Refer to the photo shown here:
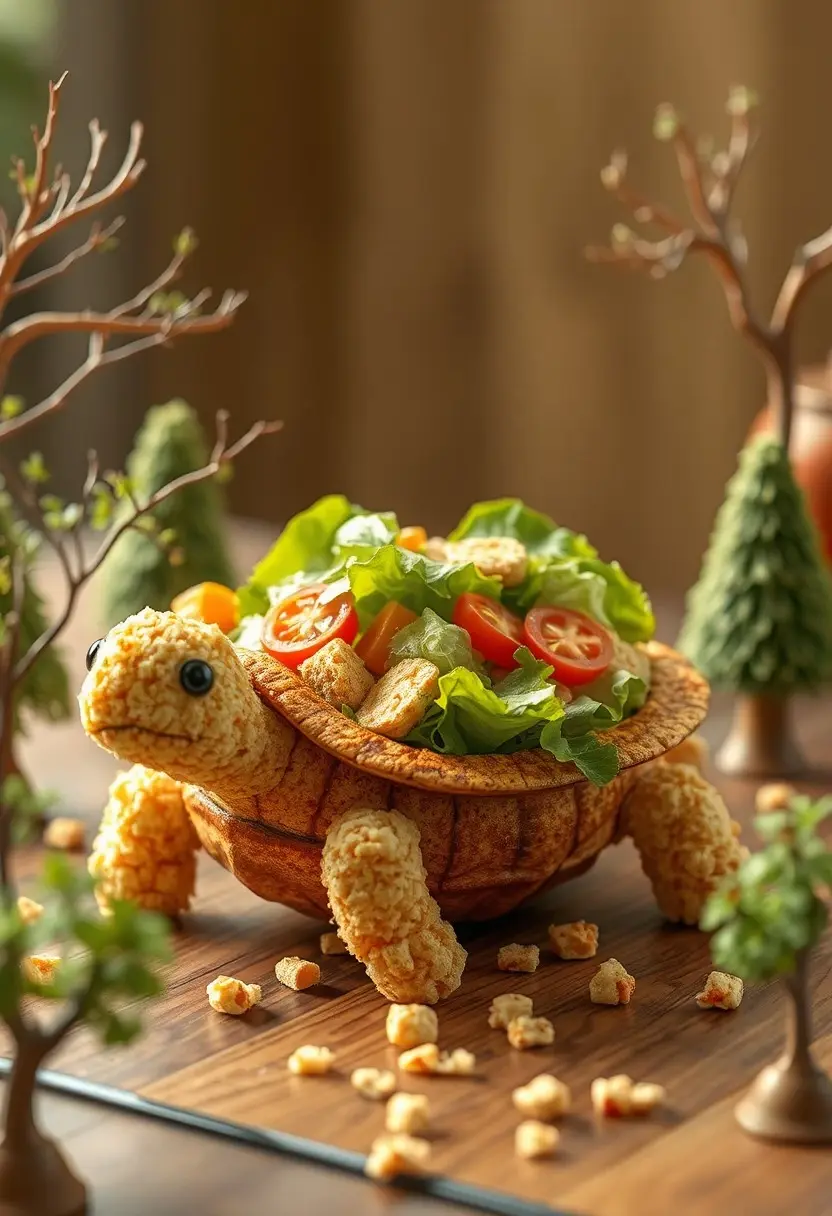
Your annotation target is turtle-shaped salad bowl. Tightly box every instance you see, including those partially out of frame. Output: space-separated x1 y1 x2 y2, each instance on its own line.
80 609 744 1003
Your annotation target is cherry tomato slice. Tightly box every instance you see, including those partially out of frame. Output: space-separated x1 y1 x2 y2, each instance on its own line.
523 606 613 687
452 593 524 668
262 583 358 669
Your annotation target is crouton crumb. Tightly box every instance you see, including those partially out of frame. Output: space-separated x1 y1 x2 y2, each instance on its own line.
507 1016 555 1050
275 956 321 991
696 970 744 1011
365 1133 431 1181
398 1042 475 1076
548 920 598 960
17 895 44 925
591 1074 665 1118
43 817 85 852
512 1074 571 1120
488 992 534 1030
386 1003 439 1049
515 1120 559 1160
23 955 59 985
287 1045 335 1076
351 1067 397 1100
206 975 261 1015
589 958 635 1005
498 943 540 973
755 783 797 814
385 1092 430 1134
320 931 348 956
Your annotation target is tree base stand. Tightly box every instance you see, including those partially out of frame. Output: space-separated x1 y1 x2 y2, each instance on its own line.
735 1058 832 1144
0 1135 87 1216
716 694 808 779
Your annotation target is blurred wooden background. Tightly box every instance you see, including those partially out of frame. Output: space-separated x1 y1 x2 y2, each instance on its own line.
19 0 832 595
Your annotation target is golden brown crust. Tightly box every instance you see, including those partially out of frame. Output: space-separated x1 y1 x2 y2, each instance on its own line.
241 643 708 796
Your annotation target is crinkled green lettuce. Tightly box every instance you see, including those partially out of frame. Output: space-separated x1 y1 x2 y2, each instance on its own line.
237 496 398 617
327 545 501 631
405 647 642 785
389 607 483 676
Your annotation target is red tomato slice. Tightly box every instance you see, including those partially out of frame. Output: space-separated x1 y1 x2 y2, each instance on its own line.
452 593 524 668
523 606 613 686
262 583 358 668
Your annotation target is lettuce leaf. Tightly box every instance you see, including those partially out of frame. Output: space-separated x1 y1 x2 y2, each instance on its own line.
537 668 647 784
389 607 482 676
327 545 502 631
237 497 399 617
407 647 565 754
449 498 595 559
509 556 655 642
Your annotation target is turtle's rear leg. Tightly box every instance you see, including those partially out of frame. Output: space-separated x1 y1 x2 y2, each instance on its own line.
322 807 466 1003
622 762 745 925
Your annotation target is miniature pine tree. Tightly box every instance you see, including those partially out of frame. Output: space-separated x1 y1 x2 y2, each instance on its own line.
678 435 832 694
701 795 832 1141
0 495 69 741
101 400 236 626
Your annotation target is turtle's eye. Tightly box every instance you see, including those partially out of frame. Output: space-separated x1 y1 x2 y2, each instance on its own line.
86 639 104 671
179 659 214 697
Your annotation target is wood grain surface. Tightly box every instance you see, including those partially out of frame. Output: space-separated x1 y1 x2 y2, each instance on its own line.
7 529 832 1216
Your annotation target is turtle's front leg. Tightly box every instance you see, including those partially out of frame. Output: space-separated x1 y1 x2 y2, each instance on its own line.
622 761 745 925
321 807 467 1004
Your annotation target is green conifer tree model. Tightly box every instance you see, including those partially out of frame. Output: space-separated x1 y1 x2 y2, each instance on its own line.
0 495 69 747
101 400 236 626
679 435 832 693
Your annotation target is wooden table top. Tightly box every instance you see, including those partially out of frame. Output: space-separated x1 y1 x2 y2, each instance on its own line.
9 524 832 1216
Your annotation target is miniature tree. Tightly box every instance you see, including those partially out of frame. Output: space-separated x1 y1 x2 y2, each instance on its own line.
0 74 280 1216
701 794 832 1143
587 86 832 777
0 493 70 778
101 399 236 627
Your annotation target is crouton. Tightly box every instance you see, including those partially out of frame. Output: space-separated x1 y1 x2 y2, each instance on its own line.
287 1045 335 1075
299 638 374 711
548 921 598 960
515 1120 559 1159
206 975 261 1015
498 943 539 973
386 1092 430 1134
355 659 439 740
696 970 744 1010
488 993 534 1030
755 783 797 814
425 536 528 588
17 896 44 925
274 956 321 991
507 1016 555 1050
365 1133 430 1180
43 817 85 851
386 1003 439 1049
320 931 348 955
351 1068 397 1099
513 1074 571 1120
23 955 60 985
589 958 635 1005
591 1074 665 1118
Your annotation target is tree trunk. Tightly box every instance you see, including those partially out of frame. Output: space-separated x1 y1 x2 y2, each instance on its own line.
716 692 807 778
0 1044 87 1216
735 951 832 1143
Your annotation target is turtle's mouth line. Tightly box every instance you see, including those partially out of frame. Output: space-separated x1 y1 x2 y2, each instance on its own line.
92 724 198 745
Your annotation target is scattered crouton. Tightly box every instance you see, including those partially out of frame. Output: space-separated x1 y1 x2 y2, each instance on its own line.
275 956 321 991
548 920 598 960
299 638 375 711
498 944 540 973
386 1092 430 1134
589 958 635 1005
512 1074 571 1120
351 1068 397 1100
591 1074 665 1118
488 992 534 1030
398 1043 475 1076
515 1120 559 1160
696 970 744 1011
355 659 440 739
23 955 59 985
17 895 44 925
434 1048 476 1076
386 1003 439 1049
426 536 528 588
320 931 348 956
755 783 797 814
43 817 85 852
507 1016 555 1050
399 1043 439 1074
206 975 261 1015
287 1045 335 1076
365 1133 431 1181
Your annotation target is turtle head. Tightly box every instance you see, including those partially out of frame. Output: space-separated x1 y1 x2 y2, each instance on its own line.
79 607 267 787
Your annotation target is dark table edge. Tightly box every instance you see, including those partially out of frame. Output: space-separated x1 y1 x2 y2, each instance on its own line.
0 1058 574 1216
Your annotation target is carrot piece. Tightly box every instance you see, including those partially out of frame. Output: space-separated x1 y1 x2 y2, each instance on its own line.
355 602 419 675
171 582 240 633
396 526 428 552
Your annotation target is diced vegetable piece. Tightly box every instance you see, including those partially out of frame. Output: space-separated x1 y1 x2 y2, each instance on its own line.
262 584 359 668
396 526 428 552
355 602 419 675
171 582 240 634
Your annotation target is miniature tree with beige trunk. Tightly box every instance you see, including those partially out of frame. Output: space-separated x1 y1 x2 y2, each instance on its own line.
0 75 279 1216
588 87 832 778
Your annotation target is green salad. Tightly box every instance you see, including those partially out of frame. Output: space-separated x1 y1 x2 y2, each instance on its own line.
235 497 655 787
